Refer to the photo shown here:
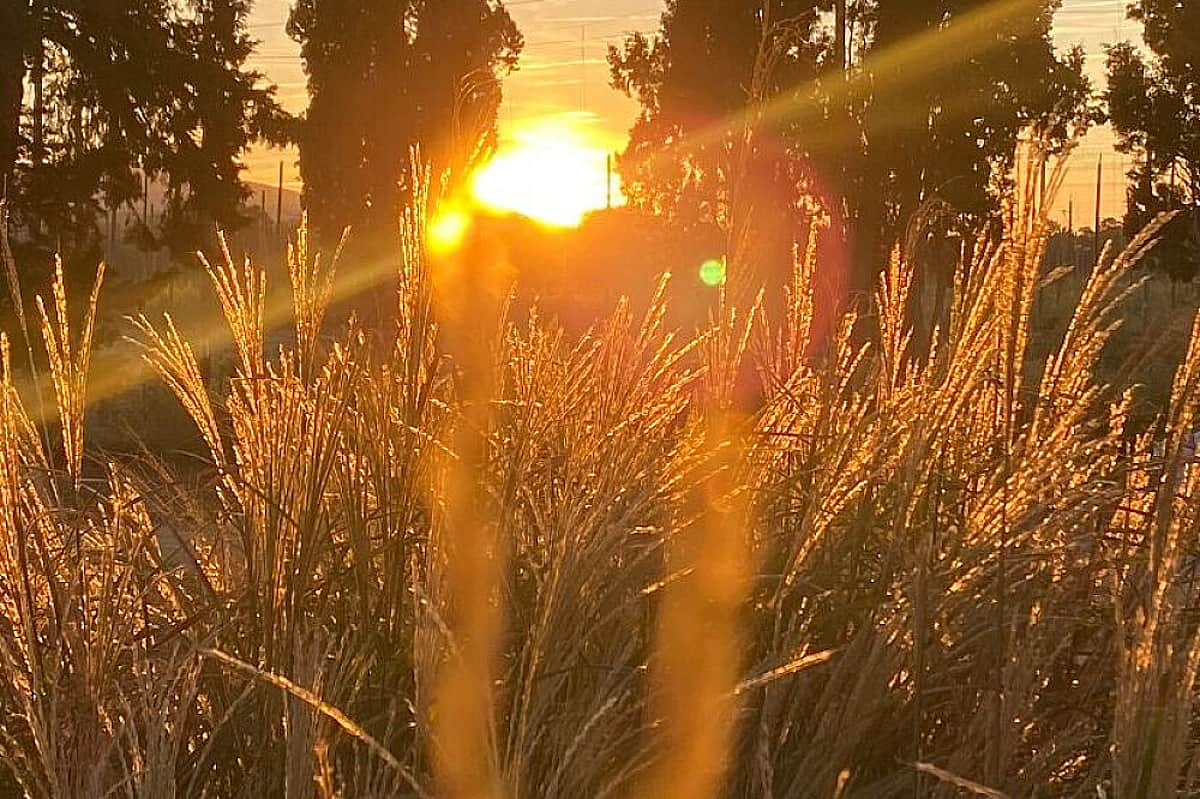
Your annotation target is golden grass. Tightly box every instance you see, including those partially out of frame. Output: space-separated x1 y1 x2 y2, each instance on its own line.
0 148 1196 798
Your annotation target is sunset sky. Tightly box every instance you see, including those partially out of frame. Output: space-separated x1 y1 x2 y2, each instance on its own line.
245 0 1137 223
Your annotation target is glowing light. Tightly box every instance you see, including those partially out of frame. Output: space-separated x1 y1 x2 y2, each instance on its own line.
699 258 727 287
471 116 623 228
428 205 472 255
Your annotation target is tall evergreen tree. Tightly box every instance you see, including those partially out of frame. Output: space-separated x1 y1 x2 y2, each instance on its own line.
159 0 291 252
1105 0 1200 279
609 1 828 305
0 2 26 200
855 1 1090 285
287 0 522 241
0 0 287 260
610 0 1092 297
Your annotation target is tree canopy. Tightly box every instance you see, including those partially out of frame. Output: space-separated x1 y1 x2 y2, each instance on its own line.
610 0 1093 297
1105 0 1200 279
287 0 523 241
0 0 288 260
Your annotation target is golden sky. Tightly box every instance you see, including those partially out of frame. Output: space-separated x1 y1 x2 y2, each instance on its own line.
244 0 1136 222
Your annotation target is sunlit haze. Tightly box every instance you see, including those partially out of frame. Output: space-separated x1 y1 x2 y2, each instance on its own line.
245 0 1135 222
471 116 623 227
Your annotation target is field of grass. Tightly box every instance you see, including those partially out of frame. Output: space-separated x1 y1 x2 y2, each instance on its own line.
2 161 1200 798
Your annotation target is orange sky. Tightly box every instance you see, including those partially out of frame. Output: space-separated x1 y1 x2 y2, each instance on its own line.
244 0 1137 223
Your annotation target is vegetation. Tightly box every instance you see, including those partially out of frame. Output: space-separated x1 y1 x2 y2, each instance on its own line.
0 0 288 260
286 0 523 241
0 147 1198 797
2 2 1200 797
1105 0 1200 280
609 0 1094 294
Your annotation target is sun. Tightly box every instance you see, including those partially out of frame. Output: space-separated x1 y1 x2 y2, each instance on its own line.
470 116 623 228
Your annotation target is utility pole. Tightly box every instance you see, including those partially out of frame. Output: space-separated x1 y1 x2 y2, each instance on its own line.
1094 154 1103 267
143 169 150 278
1068 197 1075 270
149 202 156 272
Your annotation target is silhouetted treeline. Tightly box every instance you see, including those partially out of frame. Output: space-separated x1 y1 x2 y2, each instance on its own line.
0 0 289 280
1106 0 1200 280
609 0 1096 304
286 0 523 244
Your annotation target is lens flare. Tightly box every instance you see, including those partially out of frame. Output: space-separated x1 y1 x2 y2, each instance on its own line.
699 258 727 287
428 205 472 255
471 116 623 228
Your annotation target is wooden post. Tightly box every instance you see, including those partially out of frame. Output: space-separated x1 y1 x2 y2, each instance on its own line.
835 0 847 71
606 153 613 209
276 161 284 240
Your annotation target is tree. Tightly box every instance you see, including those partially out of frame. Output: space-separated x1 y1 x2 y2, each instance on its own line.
609 1 829 309
1105 0 1200 280
287 0 522 242
0 0 287 262
859 1 1090 263
158 0 292 252
610 0 1093 301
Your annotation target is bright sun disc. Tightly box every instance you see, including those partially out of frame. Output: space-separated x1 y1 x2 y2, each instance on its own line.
470 118 622 228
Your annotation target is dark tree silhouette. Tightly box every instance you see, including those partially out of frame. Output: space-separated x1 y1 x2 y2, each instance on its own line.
158 0 293 252
1105 0 1200 280
287 0 522 241
0 0 287 259
610 0 1092 299
609 1 828 309
860 1 1090 268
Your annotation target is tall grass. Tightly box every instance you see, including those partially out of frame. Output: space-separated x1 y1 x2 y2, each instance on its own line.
0 151 1195 798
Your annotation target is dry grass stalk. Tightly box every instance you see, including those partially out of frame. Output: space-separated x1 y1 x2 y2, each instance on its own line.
34 257 103 488
0 141 1197 798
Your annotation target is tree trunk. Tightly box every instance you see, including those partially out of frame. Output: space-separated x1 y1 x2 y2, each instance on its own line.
0 0 28 198
31 0 44 169
834 0 847 71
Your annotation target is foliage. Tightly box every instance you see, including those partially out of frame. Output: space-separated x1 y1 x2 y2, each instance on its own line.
609 0 1094 295
0 147 1197 797
608 0 828 301
1105 0 1200 280
0 0 288 260
287 0 523 241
